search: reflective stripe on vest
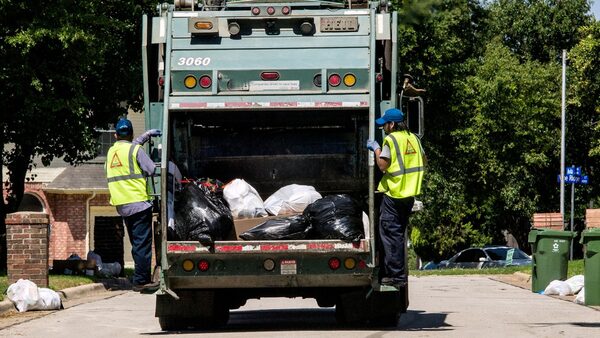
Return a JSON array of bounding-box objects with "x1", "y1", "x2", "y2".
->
[
  {"x1": 106, "y1": 142, "x2": 150, "y2": 206},
  {"x1": 377, "y1": 131, "x2": 425, "y2": 199}
]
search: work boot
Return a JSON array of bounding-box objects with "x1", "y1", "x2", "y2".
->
[
  {"x1": 132, "y1": 281, "x2": 159, "y2": 293},
  {"x1": 381, "y1": 277, "x2": 407, "y2": 288}
]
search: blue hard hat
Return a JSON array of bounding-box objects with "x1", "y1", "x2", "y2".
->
[
  {"x1": 375, "y1": 108, "x2": 405, "y2": 127},
  {"x1": 115, "y1": 118, "x2": 133, "y2": 136}
]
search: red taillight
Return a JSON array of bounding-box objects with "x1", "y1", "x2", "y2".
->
[
  {"x1": 199, "y1": 75, "x2": 212, "y2": 88},
  {"x1": 158, "y1": 76, "x2": 164, "y2": 86},
  {"x1": 328, "y1": 257, "x2": 341, "y2": 270},
  {"x1": 281, "y1": 6, "x2": 291, "y2": 15},
  {"x1": 328, "y1": 74, "x2": 341, "y2": 87},
  {"x1": 198, "y1": 260, "x2": 210, "y2": 271},
  {"x1": 376, "y1": 73, "x2": 384, "y2": 82},
  {"x1": 251, "y1": 7, "x2": 260, "y2": 15},
  {"x1": 260, "y1": 72, "x2": 280, "y2": 81},
  {"x1": 267, "y1": 6, "x2": 275, "y2": 15}
]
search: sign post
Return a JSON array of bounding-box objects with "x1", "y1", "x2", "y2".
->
[{"x1": 562, "y1": 166, "x2": 588, "y2": 260}]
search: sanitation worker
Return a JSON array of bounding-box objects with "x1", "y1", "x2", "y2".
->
[
  {"x1": 366, "y1": 108, "x2": 425, "y2": 287},
  {"x1": 105, "y1": 117, "x2": 161, "y2": 293}
]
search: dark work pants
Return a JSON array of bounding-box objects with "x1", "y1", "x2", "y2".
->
[
  {"x1": 379, "y1": 194, "x2": 414, "y2": 282},
  {"x1": 123, "y1": 207, "x2": 153, "y2": 286}
]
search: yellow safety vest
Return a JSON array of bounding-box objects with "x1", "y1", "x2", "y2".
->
[
  {"x1": 105, "y1": 142, "x2": 150, "y2": 206},
  {"x1": 377, "y1": 131, "x2": 425, "y2": 199}
]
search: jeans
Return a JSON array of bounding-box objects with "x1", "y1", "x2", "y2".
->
[
  {"x1": 379, "y1": 194, "x2": 414, "y2": 282},
  {"x1": 123, "y1": 207, "x2": 153, "y2": 285}
]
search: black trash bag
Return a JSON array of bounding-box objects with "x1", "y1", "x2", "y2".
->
[
  {"x1": 174, "y1": 183, "x2": 234, "y2": 245},
  {"x1": 303, "y1": 194, "x2": 364, "y2": 242},
  {"x1": 239, "y1": 215, "x2": 312, "y2": 240}
]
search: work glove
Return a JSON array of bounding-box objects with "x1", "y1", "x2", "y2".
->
[
  {"x1": 146, "y1": 129, "x2": 162, "y2": 137},
  {"x1": 366, "y1": 139, "x2": 380, "y2": 152}
]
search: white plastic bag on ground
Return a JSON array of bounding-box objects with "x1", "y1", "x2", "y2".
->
[
  {"x1": 264, "y1": 184, "x2": 322, "y2": 216},
  {"x1": 223, "y1": 179, "x2": 268, "y2": 218},
  {"x1": 7, "y1": 279, "x2": 62, "y2": 312},
  {"x1": 565, "y1": 275, "x2": 584, "y2": 295},
  {"x1": 575, "y1": 287, "x2": 585, "y2": 304},
  {"x1": 565, "y1": 275, "x2": 584, "y2": 294},
  {"x1": 7, "y1": 279, "x2": 40, "y2": 312},
  {"x1": 543, "y1": 280, "x2": 572, "y2": 296},
  {"x1": 35, "y1": 288, "x2": 62, "y2": 310}
]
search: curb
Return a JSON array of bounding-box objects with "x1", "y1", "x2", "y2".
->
[
  {"x1": 513, "y1": 271, "x2": 532, "y2": 283},
  {"x1": 1, "y1": 282, "x2": 110, "y2": 315}
]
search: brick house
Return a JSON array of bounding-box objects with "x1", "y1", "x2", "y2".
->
[{"x1": 3, "y1": 113, "x2": 148, "y2": 271}]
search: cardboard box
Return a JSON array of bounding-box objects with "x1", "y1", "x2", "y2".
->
[{"x1": 232, "y1": 215, "x2": 281, "y2": 240}]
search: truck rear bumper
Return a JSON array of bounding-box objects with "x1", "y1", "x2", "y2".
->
[{"x1": 168, "y1": 273, "x2": 371, "y2": 289}]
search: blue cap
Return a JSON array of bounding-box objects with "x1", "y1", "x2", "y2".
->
[
  {"x1": 375, "y1": 108, "x2": 405, "y2": 127},
  {"x1": 115, "y1": 118, "x2": 133, "y2": 136}
]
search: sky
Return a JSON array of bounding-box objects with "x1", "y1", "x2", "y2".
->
[{"x1": 593, "y1": 1, "x2": 600, "y2": 19}]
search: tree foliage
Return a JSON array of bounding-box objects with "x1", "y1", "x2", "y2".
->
[{"x1": 0, "y1": 1, "x2": 155, "y2": 268}]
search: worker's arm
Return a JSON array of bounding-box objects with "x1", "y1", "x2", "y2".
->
[
  {"x1": 133, "y1": 129, "x2": 162, "y2": 145},
  {"x1": 366, "y1": 140, "x2": 391, "y2": 172},
  {"x1": 136, "y1": 149, "x2": 156, "y2": 176}
]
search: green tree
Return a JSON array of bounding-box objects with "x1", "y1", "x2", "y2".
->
[{"x1": 0, "y1": 1, "x2": 155, "y2": 269}]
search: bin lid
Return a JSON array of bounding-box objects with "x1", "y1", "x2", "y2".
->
[
  {"x1": 528, "y1": 229, "x2": 575, "y2": 241},
  {"x1": 581, "y1": 228, "x2": 600, "y2": 244}
]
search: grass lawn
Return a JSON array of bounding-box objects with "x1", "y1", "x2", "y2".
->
[{"x1": 410, "y1": 259, "x2": 585, "y2": 279}]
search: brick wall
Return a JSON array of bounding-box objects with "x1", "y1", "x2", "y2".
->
[
  {"x1": 46, "y1": 194, "x2": 91, "y2": 261},
  {"x1": 6, "y1": 212, "x2": 50, "y2": 287}
]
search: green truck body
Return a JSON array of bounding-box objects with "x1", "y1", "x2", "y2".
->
[{"x1": 142, "y1": 0, "x2": 422, "y2": 330}]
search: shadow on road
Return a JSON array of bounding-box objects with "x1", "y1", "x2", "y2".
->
[{"x1": 144, "y1": 307, "x2": 452, "y2": 335}]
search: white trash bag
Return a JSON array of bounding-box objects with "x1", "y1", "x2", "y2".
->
[
  {"x1": 7, "y1": 279, "x2": 62, "y2": 312},
  {"x1": 565, "y1": 275, "x2": 584, "y2": 294},
  {"x1": 575, "y1": 287, "x2": 585, "y2": 304},
  {"x1": 264, "y1": 184, "x2": 322, "y2": 216},
  {"x1": 543, "y1": 280, "x2": 572, "y2": 296},
  {"x1": 223, "y1": 179, "x2": 268, "y2": 218}
]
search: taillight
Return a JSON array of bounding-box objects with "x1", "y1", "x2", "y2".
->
[
  {"x1": 251, "y1": 7, "x2": 260, "y2": 15},
  {"x1": 263, "y1": 259, "x2": 275, "y2": 271},
  {"x1": 328, "y1": 74, "x2": 341, "y2": 87},
  {"x1": 343, "y1": 73, "x2": 356, "y2": 87},
  {"x1": 198, "y1": 260, "x2": 210, "y2": 271},
  {"x1": 199, "y1": 75, "x2": 212, "y2": 88},
  {"x1": 344, "y1": 257, "x2": 356, "y2": 270},
  {"x1": 182, "y1": 259, "x2": 194, "y2": 272},
  {"x1": 267, "y1": 6, "x2": 275, "y2": 15},
  {"x1": 328, "y1": 257, "x2": 341, "y2": 270},
  {"x1": 184, "y1": 75, "x2": 196, "y2": 89},
  {"x1": 158, "y1": 76, "x2": 165, "y2": 87},
  {"x1": 376, "y1": 73, "x2": 384, "y2": 82},
  {"x1": 260, "y1": 72, "x2": 280, "y2": 81},
  {"x1": 313, "y1": 74, "x2": 322, "y2": 87},
  {"x1": 194, "y1": 21, "x2": 213, "y2": 30},
  {"x1": 281, "y1": 6, "x2": 291, "y2": 15}
]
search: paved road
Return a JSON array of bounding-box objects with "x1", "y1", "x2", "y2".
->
[{"x1": 1, "y1": 276, "x2": 598, "y2": 337}]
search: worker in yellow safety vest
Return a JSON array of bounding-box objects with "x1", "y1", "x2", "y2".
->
[
  {"x1": 366, "y1": 108, "x2": 426, "y2": 287},
  {"x1": 105, "y1": 117, "x2": 161, "y2": 293}
]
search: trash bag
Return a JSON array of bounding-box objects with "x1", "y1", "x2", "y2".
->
[
  {"x1": 264, "y1": 184, "x2": 322, "y2": 216},
  {"x1": 223, "y1": 179, "x2": 268, "y2": 218},
  {"x1": 7, "y1": 279, "x2": 62, "y2": 312},
  {"x1": 174, "y1": 183, "x2": 234, "y2": 245},
  {"x1": 303, "y1": 194, "x2": 364, "y2": 242},
  {"x1": 239, "y1": 215, "x2": 312, "y2": 240},
  {"x1": 543, "y1": 280, "x2": 572, "y2": 296}
]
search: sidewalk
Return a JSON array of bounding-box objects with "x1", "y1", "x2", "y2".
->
[{"x1": 0, "y1": 278, "x2": 133, "y2": 316}]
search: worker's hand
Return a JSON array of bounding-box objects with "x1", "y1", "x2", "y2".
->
[
  {"x1": 366, "y1": 139, "x2": 380, "y2": 152},
  {"x1": 146, "y1": 129, "x2": 162, "y2": 137}
]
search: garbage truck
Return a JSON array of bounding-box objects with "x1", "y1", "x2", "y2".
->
[{"x1": 141, "y1": 0, "x2": 425, "y2": 330}]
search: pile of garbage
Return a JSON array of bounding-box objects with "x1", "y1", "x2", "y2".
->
[
  {"x1": 172, "y1": 178, "x2": 365, "y2": 243},
  {"x1": 542, "y1": 275, "x2": 585, "y2": 304}
]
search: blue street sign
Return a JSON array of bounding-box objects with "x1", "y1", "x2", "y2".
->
[
  {"x1": 566, "y1": 166, "x2": 581, "y2": 176},
  {"x1": 581, "y1": 175, "x2": 589, "y2": 185},
  {"x1": 565, "y1": 174, "x2": 581, "y2": 184}
]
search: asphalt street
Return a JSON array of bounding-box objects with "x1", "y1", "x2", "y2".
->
[{"x1": 1, "y1": 275, "x2": 598, "y2": 337}]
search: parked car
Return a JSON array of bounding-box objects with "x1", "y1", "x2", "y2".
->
[{"x1": 437, "y1": 246, "x2": 531, "y2": 269}]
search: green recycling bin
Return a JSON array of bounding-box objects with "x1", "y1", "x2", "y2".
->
[
  {"x1": 581, "y1": 228, "x2": 600, "y2": 305},
  {"x1": 528, "y1": 229, "x2": 576, "y2": 293}
]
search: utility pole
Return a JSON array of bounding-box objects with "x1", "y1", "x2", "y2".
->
[{"x1": 560, "y1": 50, "x2": 566, "y2": 224}]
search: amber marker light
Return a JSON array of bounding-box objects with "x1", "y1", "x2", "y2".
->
[
  {"x1": 184, "y1": 75, "x2": 197, "y2": 89},
  {"x1": 182, "y1": 259, "x2": 194, "y2": 272},
  {"x1": 343, "y1": 74, "x2": 357, "y2": 87}
]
